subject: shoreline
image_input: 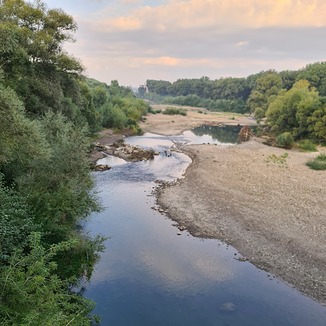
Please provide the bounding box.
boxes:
[140,110,326,305]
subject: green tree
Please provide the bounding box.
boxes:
[16,113,99,233]
[247,71,283,119]
[307,106,326,141]
[0,80,50,181]
[296,62,326,96]
[266,80,321,138]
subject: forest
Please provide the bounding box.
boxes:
[140,64,326,143]
[0,0,148,324]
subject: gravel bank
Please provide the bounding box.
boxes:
[158,140,326,304]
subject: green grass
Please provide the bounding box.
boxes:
[266,152,289,165]
[296,139,317,152]
[306,154,326,170]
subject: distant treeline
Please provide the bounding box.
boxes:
[0,0,149,325]
[139,63,326,142]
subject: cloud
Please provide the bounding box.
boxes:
[63,0,326,85]
[98,0,326,32]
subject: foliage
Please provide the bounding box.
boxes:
[306,154,326,170]
[148,107,162,114]
[0,233,98,325]
[0,174,36,262]
[15,113,100,230]
[306,105,326,141]
[0,0,101,132]
[296,62,326,96]
[276,132,294,149]
[87,79,149,132]
[0,1,111,322]
[296,139,317,152]
[163,107,187,116]
[143,76,251,113]
[0,82,51,186]
[266,80,322,140]
[247,71,283,119]
[140,63,326,141]
[160,95,247,113]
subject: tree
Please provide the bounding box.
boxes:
[266,80,321,139]
[0,0,87,121]
[137,84,147,98]
[307,106,326,141]
[0,79,50,180]
[247,71,283,119]
[296,62,326,96]
[15,112,99,232]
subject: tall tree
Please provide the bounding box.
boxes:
[266,80,321,139]
[247,71,283,119]
[296,62,326,96]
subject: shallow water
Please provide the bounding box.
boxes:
[84,130,326,325]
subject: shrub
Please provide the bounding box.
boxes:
[163,107,187,116]
[306,154,326,170]
[296,139,317,152]
[163,108,187,116]
[276,132,294,149]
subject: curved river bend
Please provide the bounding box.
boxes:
[84,129,326,325]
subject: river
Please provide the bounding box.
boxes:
[84,128,326,325]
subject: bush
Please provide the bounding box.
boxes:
[163,107,187,116]
[296,139,317,152]
[276,132,294,149]
[306,154,326,170]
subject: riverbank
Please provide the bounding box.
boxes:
[140,109,326,305]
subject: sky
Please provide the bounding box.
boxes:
[43,0,326,87]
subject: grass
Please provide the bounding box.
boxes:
[266,152,289,165]
[296,139,318,152]
[306,154,326,170]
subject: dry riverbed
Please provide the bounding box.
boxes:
[141,108,326,305]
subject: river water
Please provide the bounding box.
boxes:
[85,128,326,325]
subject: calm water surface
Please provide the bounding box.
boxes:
[85,129,326,325]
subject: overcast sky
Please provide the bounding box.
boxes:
[43,0,326,87]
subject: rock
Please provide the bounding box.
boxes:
[94,164,111,172]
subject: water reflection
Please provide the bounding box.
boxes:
[187,125,242,144]
[84,132,326,326]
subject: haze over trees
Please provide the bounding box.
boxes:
[0,0,148,324]
[140,63,326,143]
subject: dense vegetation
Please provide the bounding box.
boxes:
[87,78,149,133]
[140,64,326,144]
[0,0,148,324]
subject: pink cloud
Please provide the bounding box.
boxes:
[97,0,326,32]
